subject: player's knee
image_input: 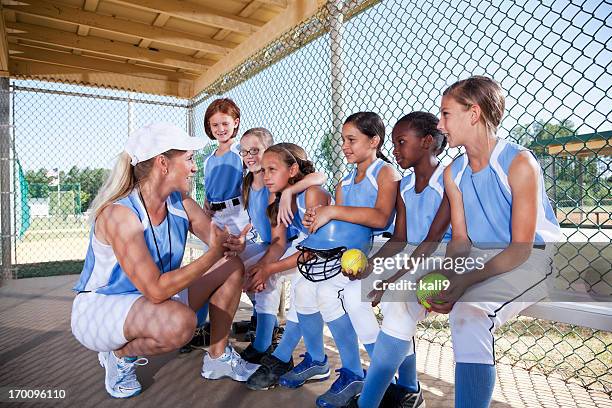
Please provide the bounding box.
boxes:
[163,306,197,349]
[449,303,489,334]
[317,294,344,322]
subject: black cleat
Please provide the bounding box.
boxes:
[240,344,273,364]
[246,354,294,390]
[380,383,425,408]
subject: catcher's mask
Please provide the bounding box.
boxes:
[296,220,372,282]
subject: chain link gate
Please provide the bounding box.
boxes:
[4,0,610,397]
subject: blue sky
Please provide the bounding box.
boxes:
[12,0,611,173]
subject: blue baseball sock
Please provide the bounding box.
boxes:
[196,303,209,327]
[455,362,496,408]
[253,312,276,352]
[397,353,418,392]
[364,342,375,358]
[296,312,325,362]
[272,320,302,363]
[358,332,411,408]
[328,314,363,377]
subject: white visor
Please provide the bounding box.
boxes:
[125,122,206,166]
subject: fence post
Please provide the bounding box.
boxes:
[0,77,11,283]
[329,0,346,184]
[127,92,134,135]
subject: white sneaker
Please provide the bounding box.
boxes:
[98,351,148,398]
[201,345,260,382]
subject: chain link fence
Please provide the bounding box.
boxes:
[2,0,610,397]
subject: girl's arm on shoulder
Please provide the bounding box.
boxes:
[305,185,332,208]
[102,203,225,304]
[317,165,400,229]
[278,172,328,226]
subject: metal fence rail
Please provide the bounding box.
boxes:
[2,0,610,396]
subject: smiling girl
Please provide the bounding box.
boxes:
[202,98,250,235]
[237,130,326,364]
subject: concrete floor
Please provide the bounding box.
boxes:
[0,275,610,407]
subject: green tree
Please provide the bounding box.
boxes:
[510,118,575,149]
[25,169,52,198]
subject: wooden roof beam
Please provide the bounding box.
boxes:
[9,59,193,97]
[194,0,322,95]
[212,0,264,43]
[9,43,195,82]
[108,0,264,34]
[139,13,170,49]
[238,0,288,7]
[7,21,213,72]
[4,0,233,55]
[76,0,100,37]
[0,8,9,76]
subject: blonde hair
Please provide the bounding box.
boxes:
[88,150,182,224]
[443,75,505,135]
[241,128,274,209]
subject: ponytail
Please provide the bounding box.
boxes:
[242,171,255,211]
[376,150,392,163]
[88,149,183,224]
[344,112,391,162]
[395,112,447,156]
[88,152,135,224]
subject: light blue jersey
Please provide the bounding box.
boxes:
[247,184,299,243]
[400,164,452,245]
[449,138,561,246]
[203,142,243,203]
[73,190,189,295]
[340,158,394,235]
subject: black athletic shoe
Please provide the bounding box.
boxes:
[179,324,210,353]
[380,383,425,408]
[240,344,273,364]
[246,354,294,390]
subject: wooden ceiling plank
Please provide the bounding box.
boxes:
[194,0,319,95]
[9,59,192,97]
[213,0,263,41]
[108,0,264,34]
[241,0,287,7]
[9,43,196,82]
[8,21,213,72]
[4,0,232,55]
[78,0,100,36]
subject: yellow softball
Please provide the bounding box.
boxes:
[341,248,368,275]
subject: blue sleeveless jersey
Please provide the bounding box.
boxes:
[400,164,452,245]
[449,139,561,246]
[247,184,299,244]
[340,158,394,235]
[203,142,243,203]
[73,190,189,295]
